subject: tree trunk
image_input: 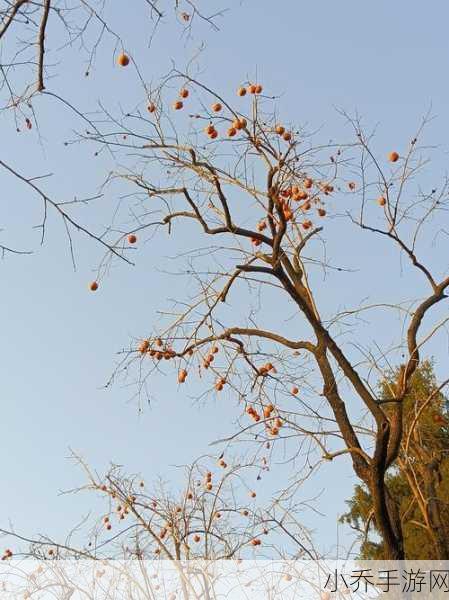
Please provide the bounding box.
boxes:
[422,461,449,559]
[370,470,405,560]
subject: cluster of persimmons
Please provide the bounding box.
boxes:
[87,463,267,552]
[88,58,401,292]
[83,63,404,456]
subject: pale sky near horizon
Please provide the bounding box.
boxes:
[1,1,449,556]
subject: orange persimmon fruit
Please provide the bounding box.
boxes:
[388,151,399,163]
[117,53,130,67]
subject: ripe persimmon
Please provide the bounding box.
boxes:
[173,100,183,110]
[209,130,218,139]
[282,131,292,142]
[254,84,263,94]
[304,178,313,189]
[388,151,399,163]
[117,53,130,67]
[138,340,149,354]
[178,368,188,383]
[250,538,261,546]
[205,124,215,135]
[249,491,256,498]
[237,87,247,97]
[318,208,327,217]
[89,281,99,292]
[248,84,257,94]
[179,88,189,98]
[211,103,222,112]
[128,234,137,244]
[378,196,387,206]
[193,534,201,542]
[291,386,299,395]
[238,118,247,128]
[275,125,285,135]
[147,102,156,113]
[227,127,237,137]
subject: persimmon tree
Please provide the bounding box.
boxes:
[0,455,331,600]
[2,5,449,563]
[0,455,317,563]
[50,71,449,562]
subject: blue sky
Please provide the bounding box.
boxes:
[1,0,449,555]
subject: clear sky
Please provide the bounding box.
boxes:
[1,1,449,555]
